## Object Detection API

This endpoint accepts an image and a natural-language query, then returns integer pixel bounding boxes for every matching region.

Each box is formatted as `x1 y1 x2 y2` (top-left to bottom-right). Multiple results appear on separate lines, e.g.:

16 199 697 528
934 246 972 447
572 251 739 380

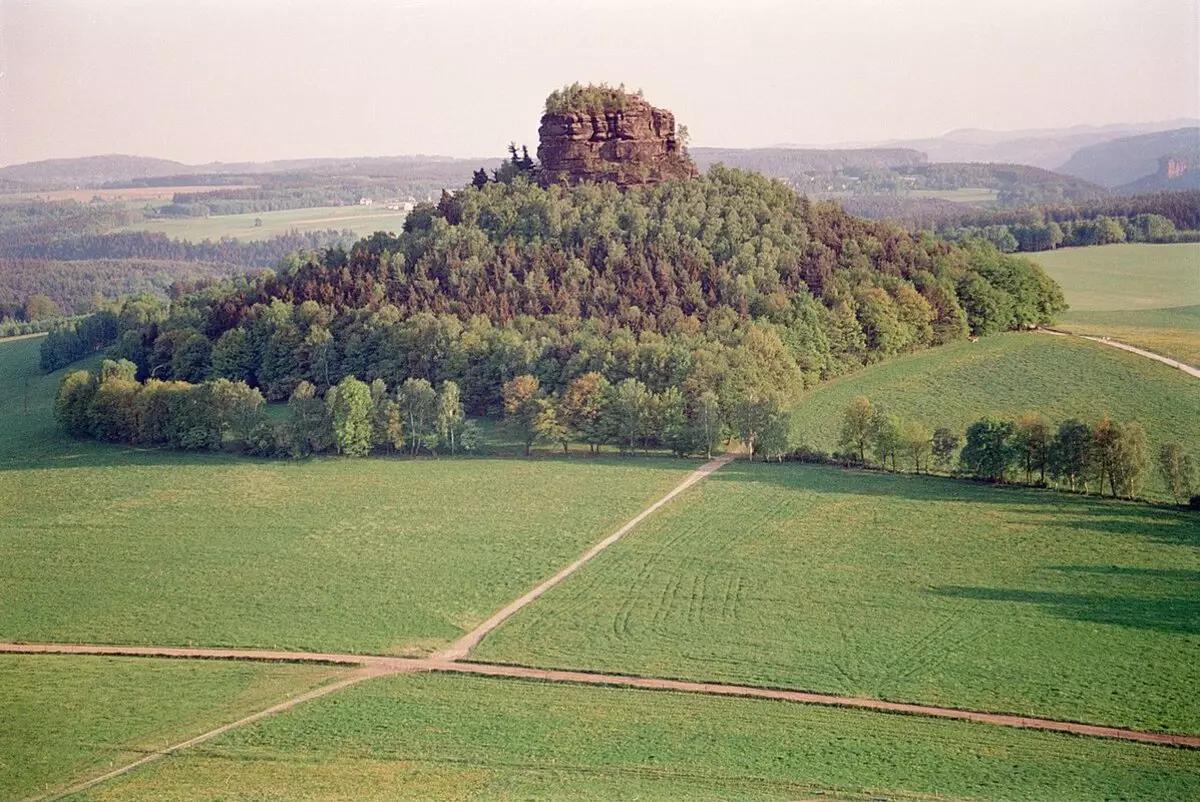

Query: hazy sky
1 0 1197 166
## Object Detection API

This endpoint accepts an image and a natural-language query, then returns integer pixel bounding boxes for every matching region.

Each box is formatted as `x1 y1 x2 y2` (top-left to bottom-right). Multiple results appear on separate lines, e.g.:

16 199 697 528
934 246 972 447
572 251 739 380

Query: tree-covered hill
86 167 1062 418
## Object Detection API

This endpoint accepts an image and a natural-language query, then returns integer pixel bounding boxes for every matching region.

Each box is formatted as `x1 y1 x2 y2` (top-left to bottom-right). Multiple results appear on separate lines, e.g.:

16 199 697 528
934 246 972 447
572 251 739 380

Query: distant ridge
1057 127 1200 189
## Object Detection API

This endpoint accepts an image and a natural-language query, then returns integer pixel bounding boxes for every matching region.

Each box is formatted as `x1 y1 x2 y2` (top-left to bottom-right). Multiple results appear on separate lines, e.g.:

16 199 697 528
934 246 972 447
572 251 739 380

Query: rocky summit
537 88 697 188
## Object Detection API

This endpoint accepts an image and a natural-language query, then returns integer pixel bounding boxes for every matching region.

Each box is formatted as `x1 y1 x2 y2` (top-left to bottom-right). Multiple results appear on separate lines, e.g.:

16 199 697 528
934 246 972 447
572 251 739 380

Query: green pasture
113 205 409 242
478 460 1200 734
1029 242 1200 312
908 187 998 204
0 654 343 800
0 337 694 654
80 672 1200 801
1057 305 1200 366
790 332 1198 497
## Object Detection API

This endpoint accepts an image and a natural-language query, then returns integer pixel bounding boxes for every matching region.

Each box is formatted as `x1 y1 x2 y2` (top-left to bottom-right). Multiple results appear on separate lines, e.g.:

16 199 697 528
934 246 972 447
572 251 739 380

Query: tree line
829 396 1196 503
54 359 482 459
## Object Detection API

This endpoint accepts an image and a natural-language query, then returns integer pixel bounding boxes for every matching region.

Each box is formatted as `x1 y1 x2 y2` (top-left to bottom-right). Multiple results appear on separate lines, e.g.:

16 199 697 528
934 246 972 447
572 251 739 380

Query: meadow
0 654 344 800
789 332 1198 497
1028 242 1200 312
477 460 1200 734
0 337 695 655
1057 305 1200 366
114 204 409 242
79 672 1200 801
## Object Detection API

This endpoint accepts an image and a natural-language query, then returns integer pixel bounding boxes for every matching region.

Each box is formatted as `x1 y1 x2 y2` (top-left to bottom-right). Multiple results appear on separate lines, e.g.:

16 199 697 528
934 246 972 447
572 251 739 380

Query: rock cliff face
537 94 697 188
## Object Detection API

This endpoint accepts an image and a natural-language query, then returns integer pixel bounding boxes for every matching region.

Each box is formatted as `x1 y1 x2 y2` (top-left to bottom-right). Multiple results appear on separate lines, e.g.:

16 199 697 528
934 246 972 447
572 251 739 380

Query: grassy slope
81 672 1200 802
790 332 1199 497
114 205 409 242
0 654 343 800
1028 242 1200 312
0 337 694 654
478 461 1200 733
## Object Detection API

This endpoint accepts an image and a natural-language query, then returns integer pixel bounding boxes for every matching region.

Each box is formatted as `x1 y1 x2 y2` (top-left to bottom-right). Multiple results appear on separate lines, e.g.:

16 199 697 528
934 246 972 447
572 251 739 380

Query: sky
1 0 1197 166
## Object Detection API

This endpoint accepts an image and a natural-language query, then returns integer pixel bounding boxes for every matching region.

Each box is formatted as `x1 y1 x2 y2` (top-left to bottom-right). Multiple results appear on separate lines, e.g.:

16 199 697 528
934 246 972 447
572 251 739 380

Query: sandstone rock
537 93 697 189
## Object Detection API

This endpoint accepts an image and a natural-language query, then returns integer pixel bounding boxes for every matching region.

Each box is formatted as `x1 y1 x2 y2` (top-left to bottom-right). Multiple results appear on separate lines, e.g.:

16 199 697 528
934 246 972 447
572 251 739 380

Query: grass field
1057 305 1200 366
3 185 259 203
0 654 344 800
477 460 1200 734
79 672 1200 801
0 337 695 654
789 332 1199 497
114 204 409 242
908 187 998 204
1029 242 1200 312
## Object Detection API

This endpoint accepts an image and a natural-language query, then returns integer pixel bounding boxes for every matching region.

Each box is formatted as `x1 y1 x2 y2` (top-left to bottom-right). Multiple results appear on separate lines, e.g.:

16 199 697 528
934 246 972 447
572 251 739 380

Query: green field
908 187 998 204
790 333 1199 497
1057 305 1200 366
114 204 409 242
0 654 344 800
0 337 694 654
78 672 1200 802
1029 242 1200 312
478 461 1200 733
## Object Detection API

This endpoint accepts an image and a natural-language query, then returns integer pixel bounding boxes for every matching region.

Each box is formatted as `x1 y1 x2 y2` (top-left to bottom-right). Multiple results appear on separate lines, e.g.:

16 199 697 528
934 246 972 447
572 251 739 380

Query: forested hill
98 167 1063 414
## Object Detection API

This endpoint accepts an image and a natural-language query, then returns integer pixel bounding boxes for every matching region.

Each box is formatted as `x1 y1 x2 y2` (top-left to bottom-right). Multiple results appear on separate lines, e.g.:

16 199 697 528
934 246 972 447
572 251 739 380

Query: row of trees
54 359 481 459
836 396 1195 501
944 213 1193 254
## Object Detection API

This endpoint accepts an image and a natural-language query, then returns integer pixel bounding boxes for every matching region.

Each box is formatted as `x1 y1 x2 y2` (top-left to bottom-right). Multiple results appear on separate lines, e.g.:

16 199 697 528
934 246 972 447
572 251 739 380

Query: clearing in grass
0 654 345 801
114 204 409 242
789 332 1198 498
0 336 695 655
477 461 1200 734
77 672 1200 802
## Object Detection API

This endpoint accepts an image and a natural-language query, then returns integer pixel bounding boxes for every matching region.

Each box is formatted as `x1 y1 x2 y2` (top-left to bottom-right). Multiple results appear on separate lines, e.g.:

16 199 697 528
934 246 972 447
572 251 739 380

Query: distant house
385 200 415 212
358 197 373 206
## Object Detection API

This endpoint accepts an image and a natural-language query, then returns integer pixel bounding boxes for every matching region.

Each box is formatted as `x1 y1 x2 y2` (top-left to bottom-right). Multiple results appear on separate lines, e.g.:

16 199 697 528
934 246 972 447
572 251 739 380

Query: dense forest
51 168 1064 434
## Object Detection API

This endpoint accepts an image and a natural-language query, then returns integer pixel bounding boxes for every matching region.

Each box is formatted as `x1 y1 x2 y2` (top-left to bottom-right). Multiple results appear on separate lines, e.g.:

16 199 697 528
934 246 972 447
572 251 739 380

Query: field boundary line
22 666 405 802
432 453 736 661
6 642 1199 749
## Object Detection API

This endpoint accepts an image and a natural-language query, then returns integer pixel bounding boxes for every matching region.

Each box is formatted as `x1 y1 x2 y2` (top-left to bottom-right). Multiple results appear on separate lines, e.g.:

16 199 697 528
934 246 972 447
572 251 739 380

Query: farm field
3 184 259 203
79 672 1200 802
789 332 1199 497
0 654 344 800
1028 242 1200 312
1057 305 1200 366
477 460 1200 734
0 336 695 654
908 187 998 204
113 204 409 242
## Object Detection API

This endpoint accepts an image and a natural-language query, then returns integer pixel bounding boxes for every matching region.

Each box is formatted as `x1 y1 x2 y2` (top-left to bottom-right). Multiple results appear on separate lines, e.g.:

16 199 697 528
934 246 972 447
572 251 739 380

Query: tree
326 376 373 456
562 372 610 454
931 426 961 473
534 396 571 454
24 294 59 321
502 375 544 456
1014 412 1051 485
55 370 98 437
1095 419 1148 498
472 168 490 189
399 378 438 455
656 387 698 457
436 380 467 454
369 379 391 451
899 420 933 473
287 380 332 456
609 378 651 454
869 409 902 471
839 396 874 463
1157 443 1196 504
1048 419 1092 492
959 418 1015 481
209 378 265 442
695 390 723 459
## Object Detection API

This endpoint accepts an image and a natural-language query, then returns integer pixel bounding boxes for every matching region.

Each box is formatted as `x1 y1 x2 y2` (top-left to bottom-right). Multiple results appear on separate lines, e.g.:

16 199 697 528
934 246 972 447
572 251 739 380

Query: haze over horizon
1 0 1197 167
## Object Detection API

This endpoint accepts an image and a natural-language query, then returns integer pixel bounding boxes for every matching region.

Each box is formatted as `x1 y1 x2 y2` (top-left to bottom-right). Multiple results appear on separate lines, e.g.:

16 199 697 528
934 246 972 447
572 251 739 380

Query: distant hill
0 155 194 187
859 119 1199 170
1058 127 1200 189
0 154 494 190
1119 142 1200 193
690 147 925 178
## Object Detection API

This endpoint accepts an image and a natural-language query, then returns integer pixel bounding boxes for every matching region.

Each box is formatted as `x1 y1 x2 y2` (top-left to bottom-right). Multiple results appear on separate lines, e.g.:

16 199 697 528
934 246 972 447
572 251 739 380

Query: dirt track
5 642 1197 750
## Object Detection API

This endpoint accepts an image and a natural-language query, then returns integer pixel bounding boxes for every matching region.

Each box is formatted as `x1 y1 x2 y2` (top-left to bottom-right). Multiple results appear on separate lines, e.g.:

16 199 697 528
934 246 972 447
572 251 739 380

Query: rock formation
537 89 697 189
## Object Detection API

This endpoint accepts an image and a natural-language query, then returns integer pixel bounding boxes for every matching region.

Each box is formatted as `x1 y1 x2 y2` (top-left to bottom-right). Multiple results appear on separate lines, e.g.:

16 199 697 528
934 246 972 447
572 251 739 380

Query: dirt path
1037 327 1199 378
1079 335 1200 378
5 642 1198 750
433 454 736 661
